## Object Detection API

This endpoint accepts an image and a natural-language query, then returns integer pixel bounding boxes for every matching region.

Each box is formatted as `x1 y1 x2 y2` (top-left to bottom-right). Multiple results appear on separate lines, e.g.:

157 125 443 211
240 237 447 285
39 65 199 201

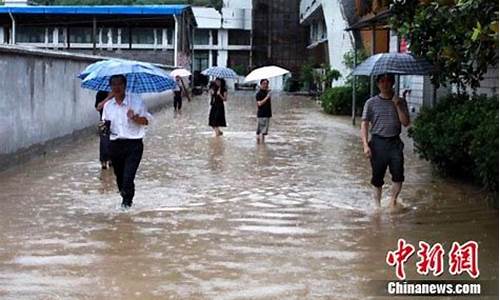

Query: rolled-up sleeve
102 101 110 121
361 100 371 121
135 95 153 125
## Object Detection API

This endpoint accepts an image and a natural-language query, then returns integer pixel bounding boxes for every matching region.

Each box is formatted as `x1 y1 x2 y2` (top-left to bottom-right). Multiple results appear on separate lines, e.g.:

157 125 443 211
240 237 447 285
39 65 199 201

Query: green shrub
232 64 246 76
321 83 370 115
409 94 498 194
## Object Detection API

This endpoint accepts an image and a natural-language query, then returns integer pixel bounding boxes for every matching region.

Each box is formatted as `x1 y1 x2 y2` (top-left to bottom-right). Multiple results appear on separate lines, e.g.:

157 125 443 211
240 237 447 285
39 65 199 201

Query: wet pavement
0 92 497 299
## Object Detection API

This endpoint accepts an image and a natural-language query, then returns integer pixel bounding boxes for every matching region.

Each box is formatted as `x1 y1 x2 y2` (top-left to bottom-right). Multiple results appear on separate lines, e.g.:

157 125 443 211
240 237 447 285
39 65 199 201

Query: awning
345 8 391 31
306 38 328 49
0 5 190 16
192 6 221 29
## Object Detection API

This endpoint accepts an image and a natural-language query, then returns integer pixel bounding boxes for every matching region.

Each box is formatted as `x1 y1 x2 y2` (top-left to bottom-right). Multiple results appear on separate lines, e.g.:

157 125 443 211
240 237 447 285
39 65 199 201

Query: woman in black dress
208 78 227 136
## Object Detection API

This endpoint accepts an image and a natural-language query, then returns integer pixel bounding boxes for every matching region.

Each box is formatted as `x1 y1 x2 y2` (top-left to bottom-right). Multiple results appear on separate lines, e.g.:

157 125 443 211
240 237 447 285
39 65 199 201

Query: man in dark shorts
256 79 272 143
360 73 410 208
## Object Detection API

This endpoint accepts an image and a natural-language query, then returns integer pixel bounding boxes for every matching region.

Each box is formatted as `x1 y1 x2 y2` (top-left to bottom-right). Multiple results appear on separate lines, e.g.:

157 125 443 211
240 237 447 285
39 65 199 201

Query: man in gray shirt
361 73 410 208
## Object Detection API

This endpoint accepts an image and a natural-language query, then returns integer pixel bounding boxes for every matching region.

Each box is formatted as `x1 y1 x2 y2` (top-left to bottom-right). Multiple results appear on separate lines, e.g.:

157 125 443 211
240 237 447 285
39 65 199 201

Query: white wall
300 0 322 22
222 8 252 30
320 0 354 87
217 29 229 66
0 45 174 158
223 0 252 9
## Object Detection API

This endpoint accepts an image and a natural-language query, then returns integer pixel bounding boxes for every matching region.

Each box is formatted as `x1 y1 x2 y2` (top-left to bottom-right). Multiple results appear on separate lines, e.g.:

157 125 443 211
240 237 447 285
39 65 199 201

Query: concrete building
251 0 308 91
0 2 196 67
252 0 308 74
191 0 252 74
299 0 356 86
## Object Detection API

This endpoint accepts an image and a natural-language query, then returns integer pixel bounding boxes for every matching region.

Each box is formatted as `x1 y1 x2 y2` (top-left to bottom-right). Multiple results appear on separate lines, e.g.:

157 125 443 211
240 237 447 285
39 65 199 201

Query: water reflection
208 138 225 173
0 92 497 299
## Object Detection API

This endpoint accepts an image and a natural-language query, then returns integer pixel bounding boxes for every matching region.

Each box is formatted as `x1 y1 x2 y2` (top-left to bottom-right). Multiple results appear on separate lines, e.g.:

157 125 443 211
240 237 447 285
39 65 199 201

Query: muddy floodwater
0 92 497 299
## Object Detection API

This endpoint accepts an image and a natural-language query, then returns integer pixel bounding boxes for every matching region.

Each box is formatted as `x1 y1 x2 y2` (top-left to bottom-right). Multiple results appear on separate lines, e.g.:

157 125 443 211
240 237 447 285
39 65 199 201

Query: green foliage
299 61 315 90
231 64 246 76
319 63 341 89
321 85 369 115
342 48 369 73
409 94 499 194
341 48 370 105
390 0 498 93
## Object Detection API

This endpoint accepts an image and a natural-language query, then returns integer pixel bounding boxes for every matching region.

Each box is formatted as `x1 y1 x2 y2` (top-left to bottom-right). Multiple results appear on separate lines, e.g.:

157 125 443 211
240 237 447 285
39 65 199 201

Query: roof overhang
306 37 328 49
345 8 391 31
192 6 221 29
0 5 190 16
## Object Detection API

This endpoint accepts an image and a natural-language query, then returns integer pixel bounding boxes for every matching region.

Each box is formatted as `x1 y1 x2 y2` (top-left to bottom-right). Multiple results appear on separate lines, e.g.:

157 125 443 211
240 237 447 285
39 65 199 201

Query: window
131 28 155 44
194 29 210 45
69 27 93 43
228 30 250 45
47 27 55 43
167 28 173 45
212 50 218 66
17 26 45 43
121 28 130 44
193 51 209 71
58 28 66 44
211 30 218 45
154 29 162 45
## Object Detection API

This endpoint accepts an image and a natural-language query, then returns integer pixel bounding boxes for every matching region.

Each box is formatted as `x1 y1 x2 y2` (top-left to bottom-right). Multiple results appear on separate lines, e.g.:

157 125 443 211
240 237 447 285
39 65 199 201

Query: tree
390 0 498 94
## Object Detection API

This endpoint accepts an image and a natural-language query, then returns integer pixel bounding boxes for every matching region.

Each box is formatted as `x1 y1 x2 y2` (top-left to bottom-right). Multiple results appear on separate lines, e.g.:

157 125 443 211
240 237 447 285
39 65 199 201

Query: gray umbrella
352 52 432 76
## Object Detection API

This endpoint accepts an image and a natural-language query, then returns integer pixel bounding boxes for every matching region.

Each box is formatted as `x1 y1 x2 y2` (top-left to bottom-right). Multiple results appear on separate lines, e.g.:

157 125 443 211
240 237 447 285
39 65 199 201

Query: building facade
191 0 252 74
0 3 195 67
299 0 356 86
252 0 308 75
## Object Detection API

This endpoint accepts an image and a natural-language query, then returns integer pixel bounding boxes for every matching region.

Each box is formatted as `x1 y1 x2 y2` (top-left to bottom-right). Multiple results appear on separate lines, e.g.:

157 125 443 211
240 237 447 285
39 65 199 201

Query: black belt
372 134 400 140
111 138 143 142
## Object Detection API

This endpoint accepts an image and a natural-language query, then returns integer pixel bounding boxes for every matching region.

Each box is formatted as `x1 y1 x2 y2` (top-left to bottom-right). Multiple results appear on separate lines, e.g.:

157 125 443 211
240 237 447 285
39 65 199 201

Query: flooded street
0 92 497 299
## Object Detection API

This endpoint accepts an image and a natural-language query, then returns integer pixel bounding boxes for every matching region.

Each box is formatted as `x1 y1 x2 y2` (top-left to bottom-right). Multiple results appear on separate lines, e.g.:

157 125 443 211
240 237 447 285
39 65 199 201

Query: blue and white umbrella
352 52 432 76
201 66 239 79
80 59 176 93
78 58 127 80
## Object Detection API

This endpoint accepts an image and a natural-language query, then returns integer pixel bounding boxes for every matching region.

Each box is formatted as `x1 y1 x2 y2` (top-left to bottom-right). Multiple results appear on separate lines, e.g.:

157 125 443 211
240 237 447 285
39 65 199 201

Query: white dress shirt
102 93 152 140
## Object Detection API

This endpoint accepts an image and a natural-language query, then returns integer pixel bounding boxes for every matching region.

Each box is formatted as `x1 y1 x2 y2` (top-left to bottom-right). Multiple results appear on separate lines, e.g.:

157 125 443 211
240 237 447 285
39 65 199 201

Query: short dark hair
260 79 269 84
376 73 395 84
109 74 127 86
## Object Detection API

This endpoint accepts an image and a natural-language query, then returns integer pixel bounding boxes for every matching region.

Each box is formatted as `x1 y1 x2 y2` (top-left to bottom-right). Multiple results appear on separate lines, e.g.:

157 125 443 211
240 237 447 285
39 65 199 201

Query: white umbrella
244 65 290 82
170 68 192 78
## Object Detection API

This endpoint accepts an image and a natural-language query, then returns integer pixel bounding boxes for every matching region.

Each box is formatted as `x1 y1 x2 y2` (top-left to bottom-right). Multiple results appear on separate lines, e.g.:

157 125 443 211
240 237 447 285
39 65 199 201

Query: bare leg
390 182 402 207
261 134 265 143
256 134 260 143
374 186 382 208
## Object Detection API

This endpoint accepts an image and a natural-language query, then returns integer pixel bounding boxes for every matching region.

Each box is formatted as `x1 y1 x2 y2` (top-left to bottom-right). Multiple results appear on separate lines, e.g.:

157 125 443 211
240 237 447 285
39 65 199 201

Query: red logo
449 241 480 278
386 239 479 280
386 239 416 280
416 241 445 276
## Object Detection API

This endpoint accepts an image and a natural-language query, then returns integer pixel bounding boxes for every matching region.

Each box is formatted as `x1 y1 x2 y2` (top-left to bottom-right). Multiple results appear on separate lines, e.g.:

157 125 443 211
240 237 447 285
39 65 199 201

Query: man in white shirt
102 74 152 208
